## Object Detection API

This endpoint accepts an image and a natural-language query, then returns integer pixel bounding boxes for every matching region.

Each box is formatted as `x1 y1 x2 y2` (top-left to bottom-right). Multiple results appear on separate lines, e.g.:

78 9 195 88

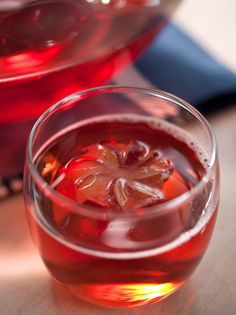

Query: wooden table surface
1 1 236 314
1 107 236 315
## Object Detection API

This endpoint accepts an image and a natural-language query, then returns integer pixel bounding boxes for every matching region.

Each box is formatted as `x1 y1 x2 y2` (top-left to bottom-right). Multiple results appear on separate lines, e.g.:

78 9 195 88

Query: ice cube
111 178 165 211
134 156 173 188
62 157 103 183
134 165 165 188
76 174 112 208
84 143 119 167
124 140 150 165
155 158 174 180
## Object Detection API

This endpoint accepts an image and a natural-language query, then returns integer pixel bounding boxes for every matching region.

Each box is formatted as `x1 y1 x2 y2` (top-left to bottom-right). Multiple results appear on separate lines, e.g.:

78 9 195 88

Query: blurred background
116 0 236 112
175 0 236 72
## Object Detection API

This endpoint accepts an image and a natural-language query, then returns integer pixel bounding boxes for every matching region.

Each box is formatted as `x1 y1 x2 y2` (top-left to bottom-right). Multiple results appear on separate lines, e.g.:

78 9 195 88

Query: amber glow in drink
27 116 218 308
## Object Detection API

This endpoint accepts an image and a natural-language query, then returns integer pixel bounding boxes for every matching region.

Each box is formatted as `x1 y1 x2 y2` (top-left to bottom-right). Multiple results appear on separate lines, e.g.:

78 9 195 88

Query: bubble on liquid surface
56 140 174 211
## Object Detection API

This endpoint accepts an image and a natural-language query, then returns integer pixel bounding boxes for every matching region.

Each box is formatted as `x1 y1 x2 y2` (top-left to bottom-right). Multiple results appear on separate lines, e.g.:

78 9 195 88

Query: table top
1 1 236 314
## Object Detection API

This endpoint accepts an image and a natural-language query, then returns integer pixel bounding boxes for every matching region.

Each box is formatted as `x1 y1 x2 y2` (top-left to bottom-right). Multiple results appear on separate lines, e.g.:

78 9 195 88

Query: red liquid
0 0 182 177
0 0 167 123
28 117 217 308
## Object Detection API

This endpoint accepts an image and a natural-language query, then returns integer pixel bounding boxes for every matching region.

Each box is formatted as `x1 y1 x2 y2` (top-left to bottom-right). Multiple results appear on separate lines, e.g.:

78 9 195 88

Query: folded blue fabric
134 23 236 111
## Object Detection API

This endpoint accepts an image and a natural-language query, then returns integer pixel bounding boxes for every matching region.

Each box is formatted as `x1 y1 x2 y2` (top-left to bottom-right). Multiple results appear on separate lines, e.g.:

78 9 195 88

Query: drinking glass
24 86 219 308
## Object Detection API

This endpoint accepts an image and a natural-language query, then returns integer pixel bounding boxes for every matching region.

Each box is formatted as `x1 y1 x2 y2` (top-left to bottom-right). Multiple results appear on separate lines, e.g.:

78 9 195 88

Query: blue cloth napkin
134 23 236 113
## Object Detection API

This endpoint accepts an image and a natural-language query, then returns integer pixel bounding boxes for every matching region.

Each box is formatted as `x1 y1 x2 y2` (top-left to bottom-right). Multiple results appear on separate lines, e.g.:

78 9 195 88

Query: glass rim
27 85 217 220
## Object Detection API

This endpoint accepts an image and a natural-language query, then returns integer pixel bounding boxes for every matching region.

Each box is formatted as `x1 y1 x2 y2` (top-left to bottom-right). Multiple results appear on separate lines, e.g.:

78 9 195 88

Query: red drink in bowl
24 87 219 308
0 0 182 178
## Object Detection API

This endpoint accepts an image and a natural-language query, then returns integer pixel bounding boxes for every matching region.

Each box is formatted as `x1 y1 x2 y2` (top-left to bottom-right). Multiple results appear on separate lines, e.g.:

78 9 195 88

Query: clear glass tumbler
24 86 220 308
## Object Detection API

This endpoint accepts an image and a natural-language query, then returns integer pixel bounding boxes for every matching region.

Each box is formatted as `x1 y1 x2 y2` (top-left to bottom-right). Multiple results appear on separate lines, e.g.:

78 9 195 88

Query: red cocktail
24 87 219 308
